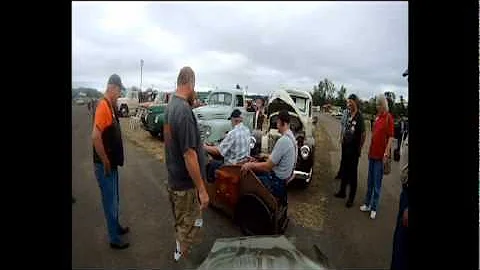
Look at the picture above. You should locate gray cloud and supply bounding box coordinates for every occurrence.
[72,2,408,100]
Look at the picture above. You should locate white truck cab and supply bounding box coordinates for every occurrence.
[117,88,140,117]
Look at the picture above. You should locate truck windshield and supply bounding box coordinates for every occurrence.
[290,96,307,113]
[208,92,232,106]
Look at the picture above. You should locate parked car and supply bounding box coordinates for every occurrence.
[251,89,315,188]
[74,98,85,105]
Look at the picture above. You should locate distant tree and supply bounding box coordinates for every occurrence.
[323,78,336,104]
[334,85,347,108]
[364,97,377,116]
[312,85,322,106]
[397,95,407,117]
[72,87,103,99]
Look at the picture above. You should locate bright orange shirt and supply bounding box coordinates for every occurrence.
[94,99,114,132]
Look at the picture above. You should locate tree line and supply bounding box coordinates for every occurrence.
[72,87,103,99]
[310,78,408,118]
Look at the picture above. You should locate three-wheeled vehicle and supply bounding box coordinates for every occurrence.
[205,158,289,236]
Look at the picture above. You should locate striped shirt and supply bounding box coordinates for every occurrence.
[219,122,251,164]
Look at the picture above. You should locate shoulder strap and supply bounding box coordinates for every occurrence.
[102,97,119,124]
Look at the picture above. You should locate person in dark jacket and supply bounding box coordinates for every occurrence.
[334,94,366,208]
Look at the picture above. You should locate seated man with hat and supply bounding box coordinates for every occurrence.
[203,109,251,182]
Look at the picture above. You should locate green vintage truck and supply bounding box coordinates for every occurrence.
[194,88,255,144]
[141,91,216,140]
[140,92,171,140]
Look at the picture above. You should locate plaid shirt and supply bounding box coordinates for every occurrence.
[219,122,251,164]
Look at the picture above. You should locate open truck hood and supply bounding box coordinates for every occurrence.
[196,235,328,270]
[267,89,307,128]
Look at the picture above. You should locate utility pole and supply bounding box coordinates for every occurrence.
[140,59,144,92]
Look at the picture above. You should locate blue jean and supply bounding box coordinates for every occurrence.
[207,160,224,183]
[256,172,287,205]
[363,158,384,211]
[94,163,122,244]
[391,187,408,270]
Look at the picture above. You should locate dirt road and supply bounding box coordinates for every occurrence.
[72,105,401,269]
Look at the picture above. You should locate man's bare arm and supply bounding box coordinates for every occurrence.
[385,136,394,157]
[184,148,207,193]
[92,126,109,164]
[204,145,221,157]
[251,158,275,173]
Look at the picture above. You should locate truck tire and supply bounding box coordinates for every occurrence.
[158,130,164,142]
[234,193,274,236]
[120,105,129,117]
[149,130,164,141]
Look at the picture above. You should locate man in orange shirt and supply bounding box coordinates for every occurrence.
[92,74,130,249]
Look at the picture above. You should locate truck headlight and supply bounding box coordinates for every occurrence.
[205,126,211,137]
[300,145,310,160]
[154,115,159,123]
[249,136,256,149]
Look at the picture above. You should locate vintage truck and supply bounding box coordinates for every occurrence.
[251,89,316,188]
[201,88,316,236]
[140,92,172,140]
[117,88,140,117]
[200,88,315,187]
[195,88,255,144]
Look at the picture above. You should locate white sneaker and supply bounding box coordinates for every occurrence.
[174,250,182,261]
[174,240,182,262]
[360,205,371,212]
[370,211,377,219]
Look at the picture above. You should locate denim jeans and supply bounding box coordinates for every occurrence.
[255,172,287,205]
[207,160,224,183]
[94,163,122,244]
[363,158,384,211]
[391,187,408,270]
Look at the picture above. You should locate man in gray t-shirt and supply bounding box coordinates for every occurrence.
[241,110,297,205]
[163,67,209,262]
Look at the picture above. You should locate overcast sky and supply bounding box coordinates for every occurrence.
[72,1,408,100]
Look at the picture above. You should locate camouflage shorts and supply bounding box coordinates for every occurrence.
[168,188,203,246]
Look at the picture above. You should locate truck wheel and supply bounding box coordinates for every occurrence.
[120,105,129,117]
[234,193,274,236]
[158,131,164,141]
[149,131,158,137]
